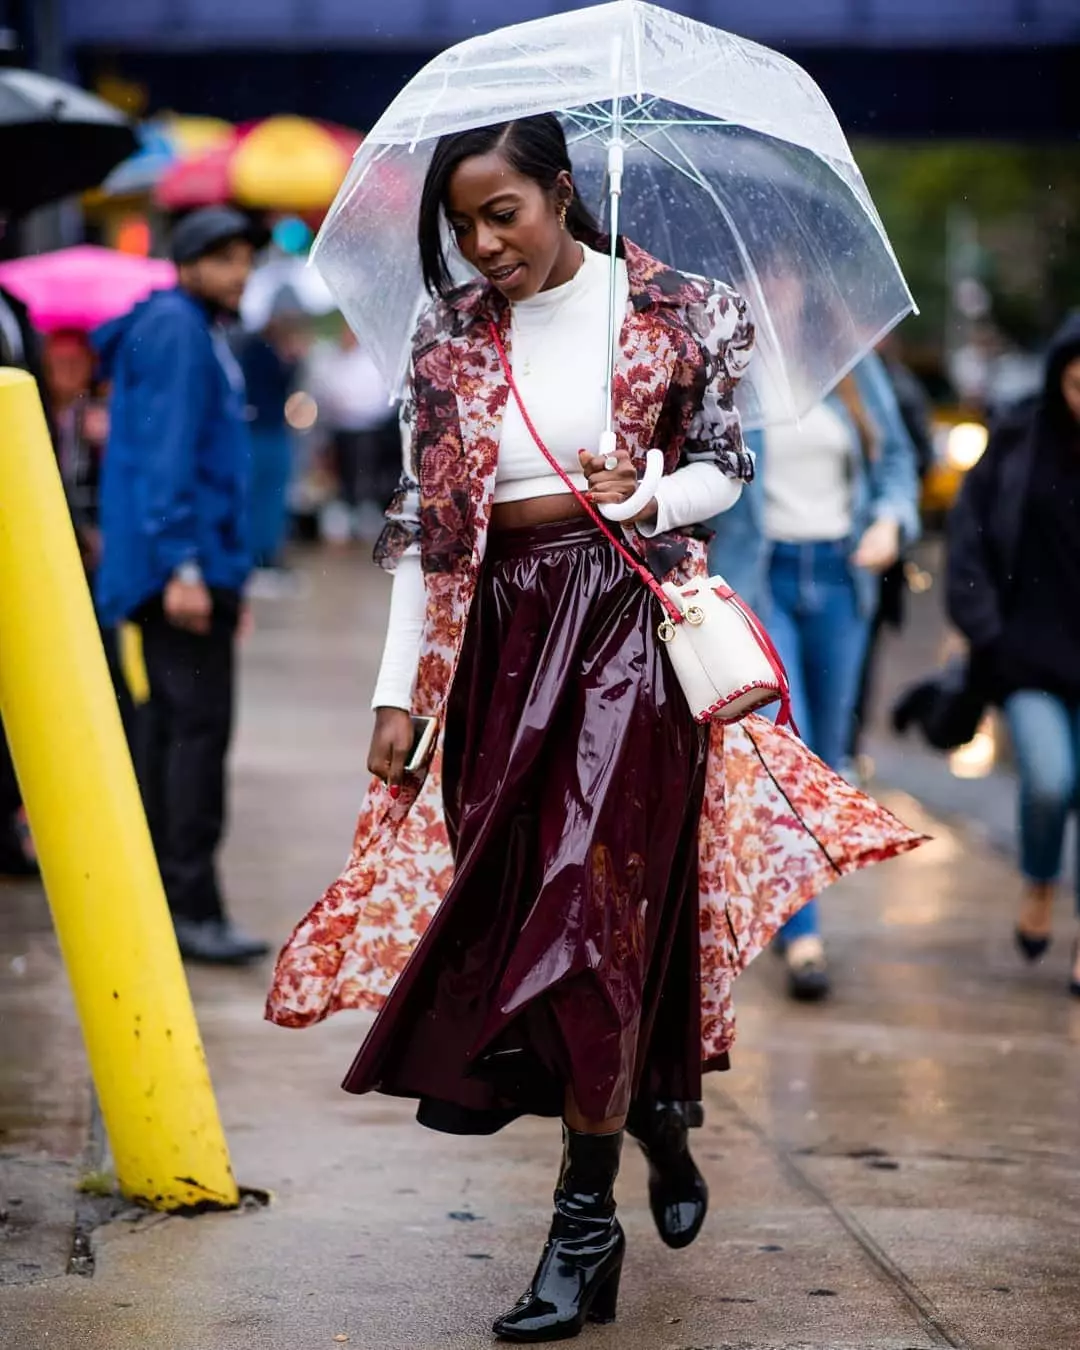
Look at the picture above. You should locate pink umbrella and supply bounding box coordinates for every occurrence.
[0,245,177,333]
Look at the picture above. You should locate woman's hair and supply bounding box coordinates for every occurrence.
[418,113,599,297]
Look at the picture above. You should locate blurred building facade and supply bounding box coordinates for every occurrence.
[45,0,1080,137]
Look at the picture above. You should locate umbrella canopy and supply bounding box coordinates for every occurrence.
[311,0,914,429]
[156,116,362,214]
[96,114,234,199]
[0,69,137,216]
[0,246,176,333]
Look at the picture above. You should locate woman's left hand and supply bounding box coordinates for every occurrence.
[578,448,656,523]
[852,517,901,573]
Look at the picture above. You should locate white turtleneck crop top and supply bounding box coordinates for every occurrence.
[369,243,746,711]
[494,241,623,503]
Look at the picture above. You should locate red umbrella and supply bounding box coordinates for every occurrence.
[156,116,361,214]
[155,142,234,211]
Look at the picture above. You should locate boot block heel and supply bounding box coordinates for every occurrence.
[494,1127,625,1343]
[586,1262,622,1324]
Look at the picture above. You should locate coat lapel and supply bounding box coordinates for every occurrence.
[449,305,510,569]
[613,236,703,470]
[612,306,679,468]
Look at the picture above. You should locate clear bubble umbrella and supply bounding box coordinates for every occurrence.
[311,0,914,445]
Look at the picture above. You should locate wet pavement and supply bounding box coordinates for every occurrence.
[2,549,1080,1350]
[0,879,93,1292]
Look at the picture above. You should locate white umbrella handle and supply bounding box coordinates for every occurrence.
[599,444,665,523]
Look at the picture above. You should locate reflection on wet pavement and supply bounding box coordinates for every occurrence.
[1,554,1078,1349]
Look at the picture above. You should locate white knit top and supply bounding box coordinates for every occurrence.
[370,245,746,711]
[494,241,621,503]
[763,402,855,543]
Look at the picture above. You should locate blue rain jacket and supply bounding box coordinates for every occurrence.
[93,289,251,624]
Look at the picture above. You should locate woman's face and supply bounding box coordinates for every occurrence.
[445,151,571,301]
[1061,355,1080,425]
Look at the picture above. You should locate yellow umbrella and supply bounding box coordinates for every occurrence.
[163,113,234,157]
[231,116,361,213]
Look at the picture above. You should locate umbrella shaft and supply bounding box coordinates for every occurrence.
[603,138,625,437]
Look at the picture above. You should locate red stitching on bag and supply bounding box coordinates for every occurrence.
[696,681,782,723]
[721,591,797,731]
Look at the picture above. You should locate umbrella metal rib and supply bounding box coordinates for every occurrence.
[648,121,797,421]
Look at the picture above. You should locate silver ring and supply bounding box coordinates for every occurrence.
[603,454,619,471]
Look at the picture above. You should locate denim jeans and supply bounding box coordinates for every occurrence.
[768,540,872,941]
[1003,690,1080,912]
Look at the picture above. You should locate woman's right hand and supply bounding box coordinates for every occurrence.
[368,707,414,795]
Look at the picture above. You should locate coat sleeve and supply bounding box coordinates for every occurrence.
[681,283,756,482]
[945,432,1005,650]
[373,348,421,572]
[854,353,922,546]
[130,312,210,577]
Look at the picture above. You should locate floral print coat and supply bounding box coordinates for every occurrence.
[266,238,924,1060]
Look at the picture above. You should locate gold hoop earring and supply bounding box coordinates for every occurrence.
[557,203,569,230]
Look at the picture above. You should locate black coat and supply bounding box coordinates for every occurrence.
[945,400,1036,653]
[946,311,1080,655]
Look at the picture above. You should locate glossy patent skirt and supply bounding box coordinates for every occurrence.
[342,517,723,1133]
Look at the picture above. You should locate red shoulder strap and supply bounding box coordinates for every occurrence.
[488,320,682,625]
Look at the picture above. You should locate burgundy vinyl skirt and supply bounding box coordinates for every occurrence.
[342,517,723,1134]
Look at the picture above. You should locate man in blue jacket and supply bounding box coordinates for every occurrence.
[95,207,268,965]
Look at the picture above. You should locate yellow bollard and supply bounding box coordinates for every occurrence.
[0,370,239,1211]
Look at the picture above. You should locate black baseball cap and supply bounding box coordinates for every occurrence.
[170,206,267,264]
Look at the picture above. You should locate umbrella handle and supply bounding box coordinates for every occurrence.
[598,443,665,522]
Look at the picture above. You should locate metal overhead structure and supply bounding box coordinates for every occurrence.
[58,0,1079,140]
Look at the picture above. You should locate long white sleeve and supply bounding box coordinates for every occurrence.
[636,460,747,537]
[370,553,425,711]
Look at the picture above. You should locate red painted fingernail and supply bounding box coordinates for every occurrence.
[389,785,400,799]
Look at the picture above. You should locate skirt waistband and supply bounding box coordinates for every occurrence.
[485,515,610,561]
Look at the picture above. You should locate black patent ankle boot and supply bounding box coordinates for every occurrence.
[627,1100,708,1250]
[493,1126,625,1343]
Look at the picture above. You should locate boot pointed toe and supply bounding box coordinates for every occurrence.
[628,1101,709,1250]
[1015,926,1051,962]
[652,1182,708,1250]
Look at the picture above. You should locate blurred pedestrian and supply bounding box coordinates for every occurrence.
[946,312,1080,995]
[40,327,137,740]
[847,337,935,762]
[234,286,309,588]
[0,281,46,876]
[93,206,269,965]
[42,329,107,566]
[305,319,396,542]
[709,354,921,1000]
[268,115,921,1342]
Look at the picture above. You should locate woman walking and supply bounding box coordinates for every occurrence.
[947,312,1080,994]
[708,361,921,1000]
[268,115,921,1342]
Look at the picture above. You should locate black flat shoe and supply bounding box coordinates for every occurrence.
[786,943,831,1002]
[493,1126,624,1343]
[626,1100,707,1250]
[1015,927,1051,963]
[789,962,830,1001]
[173,918,270,965]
